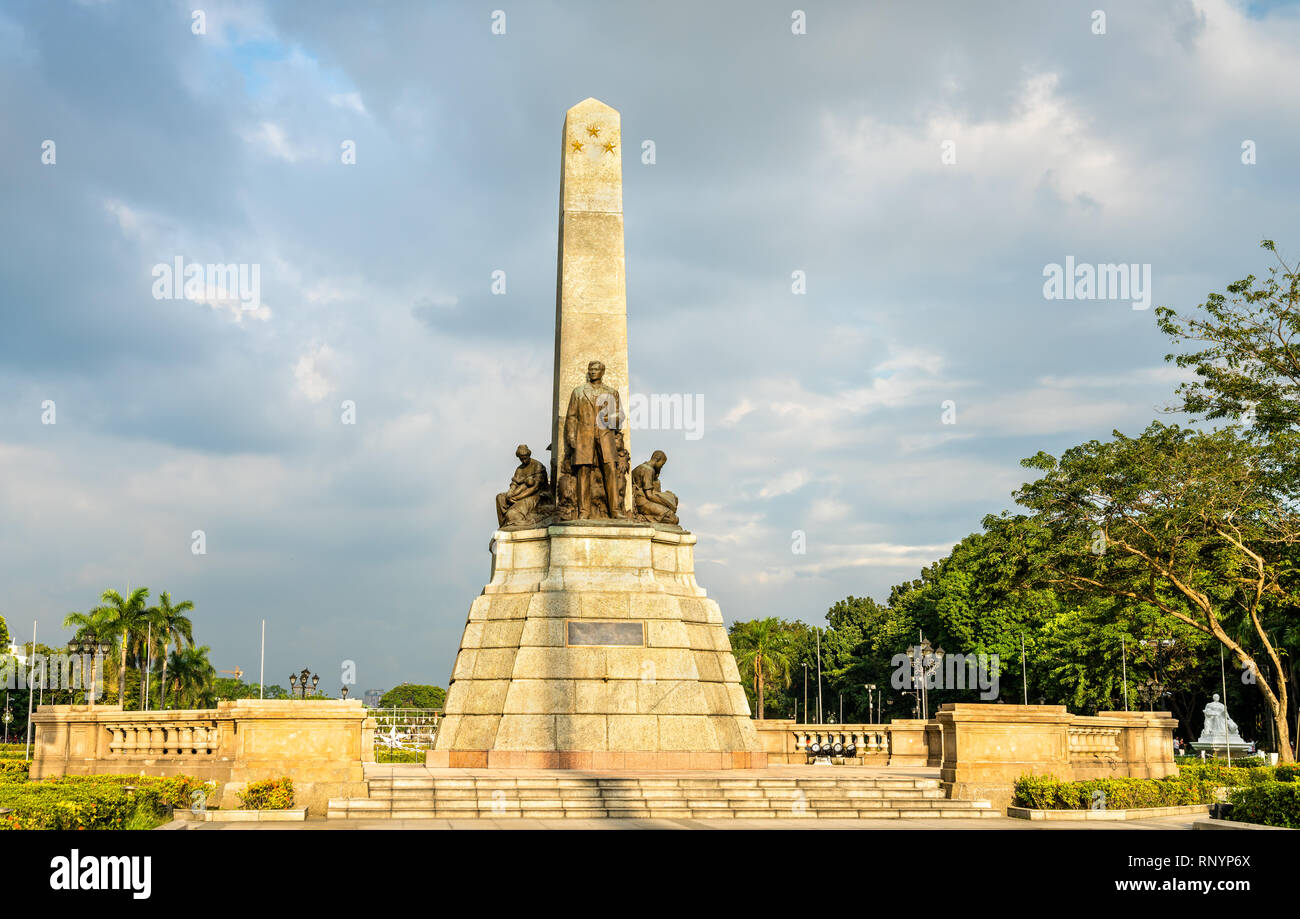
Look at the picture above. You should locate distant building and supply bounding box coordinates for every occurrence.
[364,689,385,708]
[5,644,25,666]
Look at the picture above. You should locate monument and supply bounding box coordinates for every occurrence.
[430,99,766,769]
[1190,693,1254,757]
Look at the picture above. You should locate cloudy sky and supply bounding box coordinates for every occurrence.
[2,0,1298,693]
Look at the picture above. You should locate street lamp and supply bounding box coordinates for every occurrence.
[289,668,319,699]
[2,694,12,744]
[865,684,877,723]
[67,633,112,706]
[1136,638,1176,712]
[906,638,942,720]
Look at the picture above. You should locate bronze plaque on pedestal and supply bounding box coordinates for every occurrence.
[565,620,645,647]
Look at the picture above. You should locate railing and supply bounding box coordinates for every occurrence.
[366,708,442,750]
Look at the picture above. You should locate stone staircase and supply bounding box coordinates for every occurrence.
[327,767,999,820]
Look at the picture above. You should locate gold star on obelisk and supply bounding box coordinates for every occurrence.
[586,125,600,137]
[602,140,616,154]
[570,139,584,153]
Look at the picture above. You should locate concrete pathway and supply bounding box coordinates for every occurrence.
[166,813,1203,830]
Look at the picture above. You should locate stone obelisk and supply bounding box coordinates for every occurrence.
[550,98,630,508]
[430,99,765,770]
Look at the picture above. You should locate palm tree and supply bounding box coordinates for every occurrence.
[89,588,152,708]
[167,645,216,709]
[151,592,195,710]
[729,618,794,719]
[61,608,115,703]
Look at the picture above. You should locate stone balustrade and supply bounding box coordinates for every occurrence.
[938,703,1177,811]
[1067,724,1122,757]
[103,721,221,756]
[756,706,1176,814]
[30,700,376,815]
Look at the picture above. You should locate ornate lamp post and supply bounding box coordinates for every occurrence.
[289,668,319,699]
[906,638,943,719]
[2,694,12,744]
[67,634,112,705]
[865,683,877,723]
[1136,638,1176,712]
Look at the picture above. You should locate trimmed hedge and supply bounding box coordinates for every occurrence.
[1013,774,1219,810]
[0,774,210,830]
[1179,764,1271,787]
[238,776,294,810]
[376,749,426,764]
[1227,782,1300,828]
[0,760,30,783]
[1175,755,1266,768]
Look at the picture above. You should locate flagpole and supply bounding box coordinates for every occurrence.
[25,620,36,760]
[1121,637,1129,711]
[259,620,265,699]
[1220,646,1232,766]
[144,623,151,711]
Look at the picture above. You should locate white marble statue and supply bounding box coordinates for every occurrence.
[1197,693,1244,744]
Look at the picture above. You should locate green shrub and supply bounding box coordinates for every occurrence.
[1175,755,1267,768]
[0,773,207,830]
[0,783,136,830]
[1273,763,1300,782]
[1178,762,1299,787]
[1228,781,1300,828]
[238,777,294,810]
[1013,774,1219,810]
[376,749,426,764]
[0,760,30,783]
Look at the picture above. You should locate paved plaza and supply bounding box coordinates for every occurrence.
[165,814,1206,830]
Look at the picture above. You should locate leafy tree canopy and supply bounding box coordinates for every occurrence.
[378,684,446,709]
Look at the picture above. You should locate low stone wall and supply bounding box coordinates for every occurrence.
[937,703,1177,812]
[30,700,375,815]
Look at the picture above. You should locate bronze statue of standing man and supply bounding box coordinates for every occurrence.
[564,360,626,519]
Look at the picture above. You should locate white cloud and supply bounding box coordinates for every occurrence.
[328,92,367,114]
[820,71,1140,215]
[243,121,305,163]
[757,468,809,499]
[720,398,755,427]
[294,343,336,402]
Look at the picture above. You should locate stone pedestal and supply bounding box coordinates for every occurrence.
[430,524,767,769]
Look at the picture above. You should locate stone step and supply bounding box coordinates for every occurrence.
[328,803,1003,820]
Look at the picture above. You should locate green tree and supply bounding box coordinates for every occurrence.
[728,618,794,719]
[1157,239,1300,749]
[79,588,152,708]
[821,596,914,721]
[166,645,216,709]
[0,614,10,649]
[378,684,446,709]
[1157,240,1300,437]
[151,592,195,710]
[999,422,1296,760]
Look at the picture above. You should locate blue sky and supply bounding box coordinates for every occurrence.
[2,0,1298,693]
